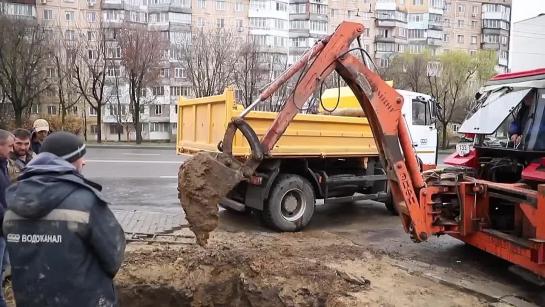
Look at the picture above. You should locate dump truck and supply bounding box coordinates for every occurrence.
[177,86,437,231]
[178,21,545,281]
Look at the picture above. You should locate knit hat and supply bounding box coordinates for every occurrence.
[33,119,50,133]
[40,132,86,163]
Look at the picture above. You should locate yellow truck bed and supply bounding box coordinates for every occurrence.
[176,88,378,158]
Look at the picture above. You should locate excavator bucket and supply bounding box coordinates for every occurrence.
[178,152,244,246]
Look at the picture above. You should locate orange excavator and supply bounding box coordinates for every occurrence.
[179,21,545,280]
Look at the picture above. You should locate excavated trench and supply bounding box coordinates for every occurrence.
[114,240,371,307]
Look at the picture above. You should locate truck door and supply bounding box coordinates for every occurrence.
[403,95,438,166]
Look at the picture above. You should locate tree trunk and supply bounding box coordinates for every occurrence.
[441,124,448,150]
[135,115,142,144]
[61,106,67,131]
[96,108,102,143]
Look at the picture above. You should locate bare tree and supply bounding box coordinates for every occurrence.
[384,51,431,92]
[233,40,262,107]
[47,28,83,129]
[0,17,50,126]
[427,50,496,149]
[72,22,111,143]
[176,27,237,98]
[117,23,165,144]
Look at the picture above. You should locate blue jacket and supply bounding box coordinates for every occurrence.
[3,153,126,307]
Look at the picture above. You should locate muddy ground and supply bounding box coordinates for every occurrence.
[115,230,490,307]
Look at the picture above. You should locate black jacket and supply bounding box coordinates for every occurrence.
[0,158,8,222]
[3,153,126,307]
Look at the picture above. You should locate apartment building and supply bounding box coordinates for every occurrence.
[0,0,512,141]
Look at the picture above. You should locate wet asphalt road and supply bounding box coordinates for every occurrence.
[84,147,543,304]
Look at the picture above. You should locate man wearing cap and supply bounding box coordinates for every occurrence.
[30,118,50,154]
[3,132,126,307]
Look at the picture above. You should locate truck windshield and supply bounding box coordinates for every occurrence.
[459,88,532,134]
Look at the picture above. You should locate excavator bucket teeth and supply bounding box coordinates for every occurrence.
[178,152,244,246]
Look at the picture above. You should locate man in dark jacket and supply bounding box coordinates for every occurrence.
[30,118,50,154]
[0,129,14,307]
[3,132,126,307]
[8,128,35,182]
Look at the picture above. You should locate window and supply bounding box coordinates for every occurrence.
[170,86,191,96]
[175,67,186,78]
[274,19,286,30]
[65,10,75,21]
[412,99,431,125]
[106,66,120,77]
[47,106,57,115]
[310,21,327,33]
[88,49,98,59]
[152,86,165,96]
[408,14,423,22]
[471,36,477,44]
[412,0,423,5]
[43,9,53,20]
[197,17,205,27]
[65,30,75,41]
[87,31,96,41]
[153,104,162,116]
[215,0,225,10]
[89,107,97,116]
[310,4,327,15]
[46,67,55,78]
[470,50,477,56]
[457,4,465,12]
[87,11,96,22]
[457,19,464,28]
[150,122,169,132]
[160,68,169,78]
[198,0,205,8]
[472,5,479,14]
[90,125,98,134]
[250,17,267,28]
[408,29,425,39]
[376,43,396,52]
[139,88,147,97]
[31,104,39,114]
[443,34,448,42]
[501,35,508,45]
[235,1,243,11]
[236,19,243,29]
[109,124,123,135]
[107,47,121,59]
[290,20,308,30]
[109,104,127,116]
[483,34,499,43]
[216,18,224,28]
[276,2,287,11]
[471,20,477,29]
[457,35,464,44]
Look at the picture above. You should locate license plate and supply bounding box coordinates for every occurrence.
[456,143,472,157]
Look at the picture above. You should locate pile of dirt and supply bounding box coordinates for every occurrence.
[116,231,487,307]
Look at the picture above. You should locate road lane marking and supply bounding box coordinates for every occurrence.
[122,153,162,156]
[86,159,182,164]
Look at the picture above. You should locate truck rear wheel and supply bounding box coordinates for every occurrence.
[384,189,398,215]
[263,174,315,232]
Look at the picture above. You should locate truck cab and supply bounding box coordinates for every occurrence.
[445,68,545,185]
[321,87,438,168]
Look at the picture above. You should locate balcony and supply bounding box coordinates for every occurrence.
[375,19,397,28]
[102,0,123,10]
[426,37,442,46]
[428,21,443,30]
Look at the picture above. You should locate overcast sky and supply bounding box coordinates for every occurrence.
[512,0,545,22]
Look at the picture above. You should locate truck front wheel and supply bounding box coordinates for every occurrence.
[263,174,315,232]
